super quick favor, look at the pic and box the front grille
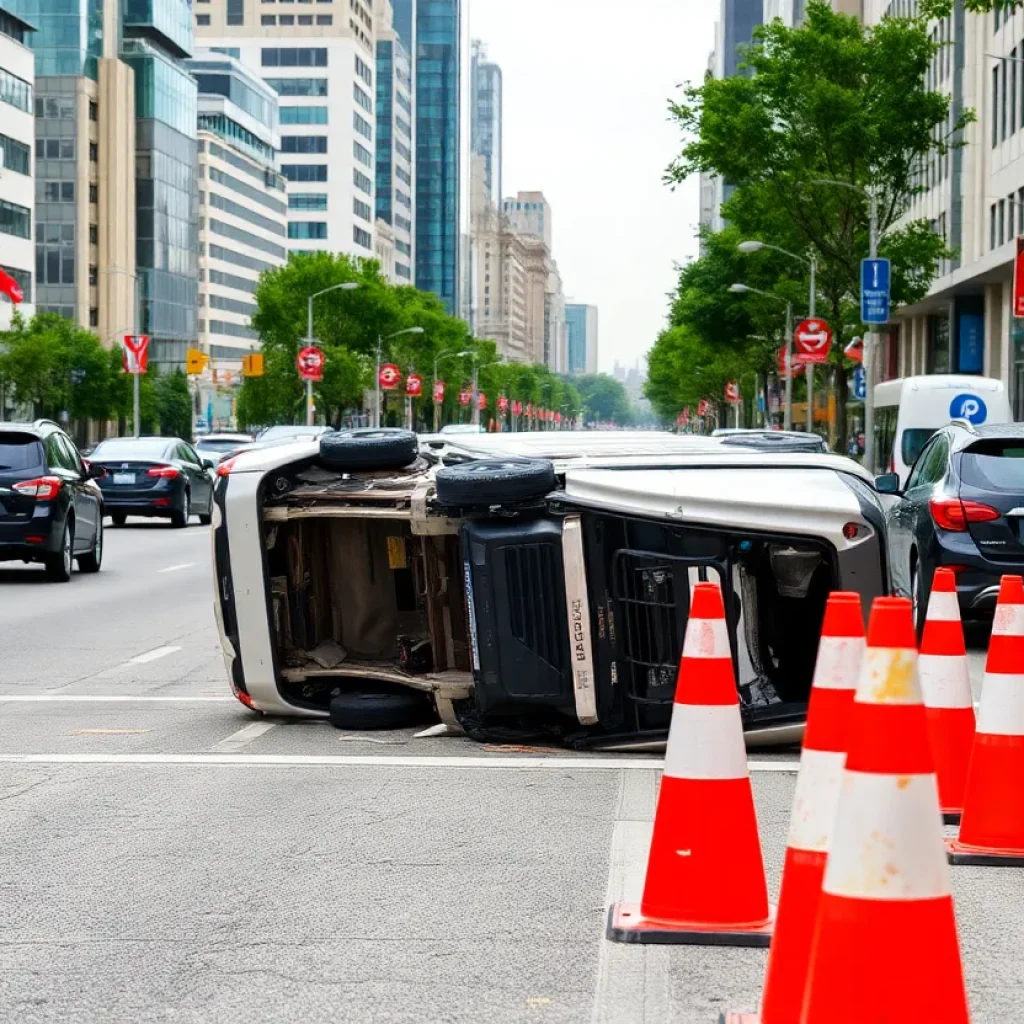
[504,542,564,670]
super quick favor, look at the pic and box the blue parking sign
[852,366,867,401]
[861,258,891,324]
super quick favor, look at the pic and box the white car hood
[563,465,867,548]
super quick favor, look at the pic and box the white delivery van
[872,375,1013,484]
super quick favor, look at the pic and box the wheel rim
[63,529,72,576]
[912,567,920,621]
[94,524,102,565]
[183,492,189,520]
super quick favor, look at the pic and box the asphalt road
[0,522,1019,1023]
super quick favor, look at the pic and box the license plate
[113,473,135,485]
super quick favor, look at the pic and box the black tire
[110,512,127,527]
[77,518,103,573]
[435,457,556,507]
[198,500,213,527]
[328,685,436,731]
[171,489,190,528]
[319,429,418,471]
[44,519,74,583]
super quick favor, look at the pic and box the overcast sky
[467,0,719,375]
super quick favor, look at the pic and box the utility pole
[863,193,879,471]
[784,302,794,431]
[806,254,816,434]
[470,359,480,427]
[306,295,316,427]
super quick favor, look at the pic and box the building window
[280,105,328,124]
[994,64,1001,147]
[353,169,372,194]
[353,141,372,167]
[288,221,328,240]
[197,13,210,25]
[261,14,275,24]
[281,135,328,153]
[89,307,99,327]
[0,199,30,240]
[279,14,293,23]
[354,82,372,113]
[353,111,372,140]
[89,184,98,204]
[282,163,328,182]
[316,14,332,23]
[227,0,244,24]
[0,134,30,175]
[0,67,32,114]
[1013,49,1019,133]
[265,78,328,96]
[355,55,372,86]
[89,265,97,286]
[289,193,328,210]
[89,224,98,244]
[353,226,372,249]
[1000,198,1007,245]
[298,14,313,23]
[89,142,98,162]
[353,198,371,222]
[262,47,328,67]
[88,100,97,121]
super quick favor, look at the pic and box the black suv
[0,420,105,581]
[881,421,1024,630]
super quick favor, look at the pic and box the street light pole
[807,253,816,434]
[865,192,879,471]
[305,281,360,427]
[470,357,480,427]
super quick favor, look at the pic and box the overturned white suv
[210,429,889,750]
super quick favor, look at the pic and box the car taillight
[216,457,237,477]
[146,465,180,478]
[13,476,62,501]
[929,498,1001,532]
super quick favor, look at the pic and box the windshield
[902,428,937,468]
[0,435,45,471]
[961,442,1024,492]
[196,438,248,453]
[91,438,174,461]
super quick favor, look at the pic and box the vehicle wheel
[44,519,74,583]
[110,512,127,527]
[171,490,190,528]
[198,510,212,526]
[328,685,436,731]
[319,429,418,471]
[911,557,927,638]
[435,457,556,507]
[77,518,103,573]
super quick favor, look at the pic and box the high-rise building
[392,0,461,314]
[503,192,552,250]
[195,0,379,263]
[0,4,35,331]
[545,263,567,373]
[10,0,198,367]
[565,303,598,376]
[374,0,414,284]
[188,51,286,371]
[470,39,501,207]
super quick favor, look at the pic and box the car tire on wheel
[44,519,74,583]
[911,558,928,639]
[328,685,436,731]
[198,500,213,526]
[171,490,190,528]
[435,457,556,507]
[110,512,127,527]
[319,429,419,471]
[78,518,103,573]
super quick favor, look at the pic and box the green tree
[572,374,634,425]
[154,369,193,438]
[666,2,968,438]
[921,0,1018,13]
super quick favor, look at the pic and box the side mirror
[202,457,216,470]
[84,460,106,480]
[875,473,901,495]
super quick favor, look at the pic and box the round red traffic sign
[459,389,472,406]
[724,381,740,403]
[379,363,401,390]
[296,345,325,381]
[433,380,445,403]
[778,347,806,377]
[406,373,423,397]
[497,395,509,413]
[793,318,832,363]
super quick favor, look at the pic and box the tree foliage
[921,0,1018,14]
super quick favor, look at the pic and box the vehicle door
[904,435,950,577]
[177,442,212,511]
[58,434,100,552]
[43,434,84,549]
[888,436,945,596]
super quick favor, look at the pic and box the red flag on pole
[0,267,24,304]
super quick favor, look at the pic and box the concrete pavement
[0,523,1020,1022]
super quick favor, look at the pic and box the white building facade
[195,0,377,261]
[0,4,35,331]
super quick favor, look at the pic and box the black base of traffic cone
[605,903,773,947]
[946,838,1024,866]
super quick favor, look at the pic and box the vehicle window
[58,435,84,475]
[196,438,244,453]
[902,427,938,470]
[909,436,948,489]
[873,405,898,475]
[45,435,74,472]
[960,442,1024,492]
[181,444,202,465]
[91,438,175,460]
[0,434,45,471]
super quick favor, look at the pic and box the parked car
[195,432,253,464]
[713,428,830,454]
[89,436,215,527]
[255,425,334,443]
[0,419,104,581]
[210,428,889,750]
[881,421,1024,631]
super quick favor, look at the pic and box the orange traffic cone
[606,581,773,946]
[949,574,1024,866]
[919,567,975,825]
[755,593,864,1023]
[801,597,969,1023]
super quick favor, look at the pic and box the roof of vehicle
[960,422,1024,439]
[429,430,727,459]
[875,375,1007,405]
[196,432,253,442]
[0,420,62,438]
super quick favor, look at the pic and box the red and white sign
[497,395,509,413]
[1016,237,1024,317]
[296,345,325,381]
[378,362,401,390]
[724,381,741,404]
[0,267,23,304]
[459,389,472,406]
[794,318,832,363]
[844,336,864,363]
[405,373,423,397]
[122,334,150,375]
[477,392,487,411]
[512,400,522,416]
[697,399,709,416]
[433,380,445,403]
[778,347,806,378]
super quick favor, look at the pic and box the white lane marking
[210,720,277,753]
[0,753,799,771]
[0,695,234,703]
[158,563,195,574]
[591,771,669,1023]
[129,646,182,664]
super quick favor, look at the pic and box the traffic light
[242,352,264,377]
[186,348,208,375]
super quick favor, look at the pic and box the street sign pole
[807,255,816,433]
[784,302,794,431]
[306,295,316,427]
[864,195,879,471]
